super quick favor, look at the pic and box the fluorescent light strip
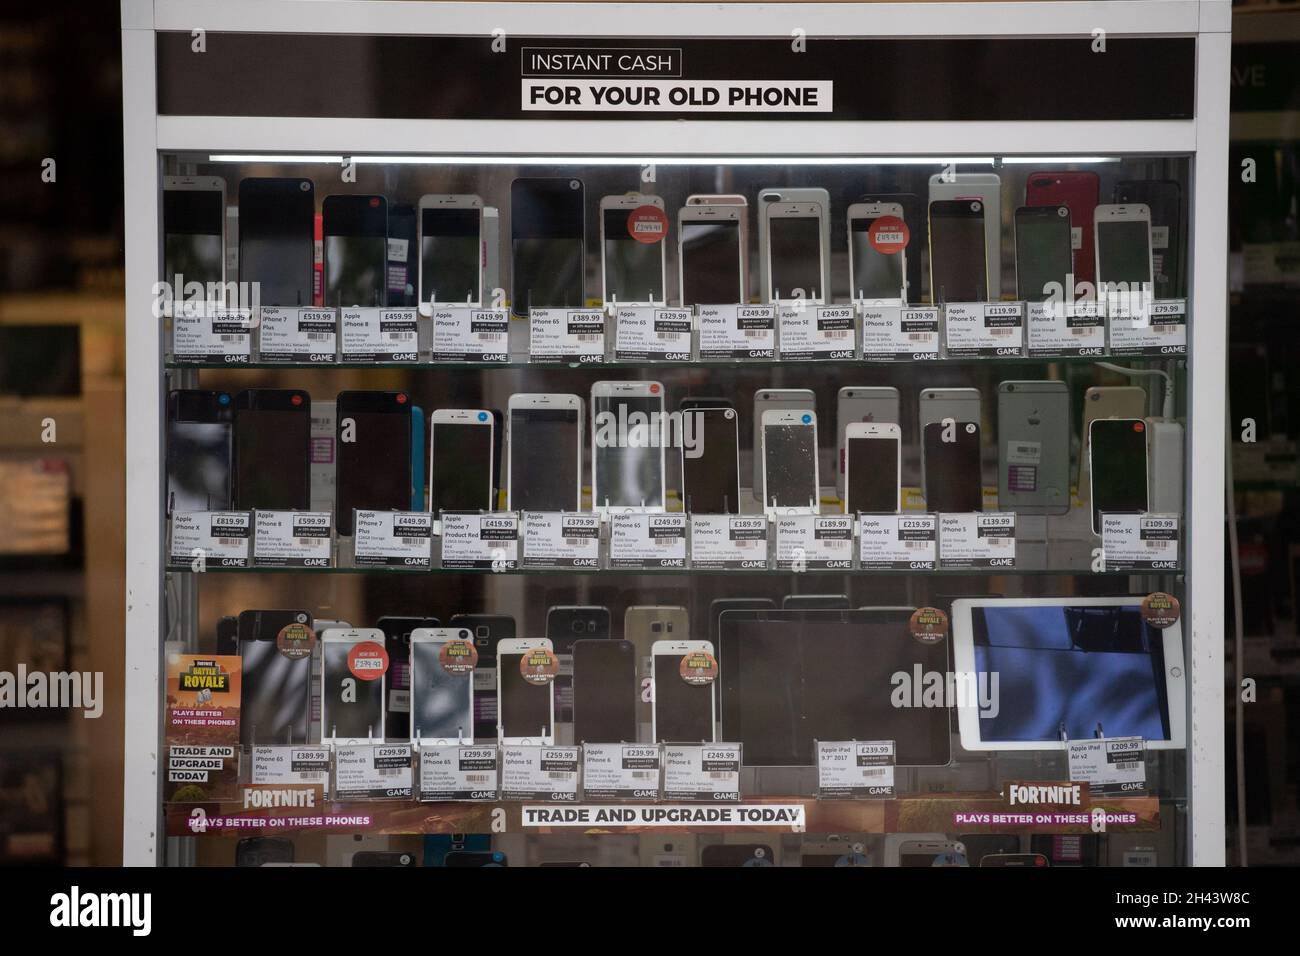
[207,153,997,166]
[1000,156,1121,164]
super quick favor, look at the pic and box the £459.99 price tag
[608,512,687,569]
[817,740,896,798]
[778,305,857,360]
[860,305,940,361]
[661,743,741,802]
[430,305,510,362]
[529,308,606,363]
[689,514,769,570]
[1066,737,1146,796]
[353,510,433,568]
[439,512,519,570]
[1100,513,1180,572]
[333,743,414,800]
[938,512,1016,569]
[168,511,251,569]
[339,307,419,362]
[697,304,775,359]
[521,511,601,569]
[857,513,936,570]
[253,511,333,568]
[614,306,692,361]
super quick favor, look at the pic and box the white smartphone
[1094,203,1154,296]
[847,201,907,306]
[753,387,815,500]
[892,837,968,868]
[429,409,494,515]
[837,386,900,497]
[600,193,667,305]
[844,422,901,514]
[590,380,666,512]
[762,197,829,304]
[162,175,227,295]
[1080,385,1148,496]
[497,637,555,745]
[506,393,583,512]
[761,408,820,511]
[678,198,748,307]
[409,627,475,743]
[758,188,832,305]
[417,193,484,309]
[651,639,716,743]
[928,172,1001,297]
[320,628,386,744]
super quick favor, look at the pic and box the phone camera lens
[970,201,981,213]
[299,181,310,191]
[1006,384,1015,392]
[476,626,489,638]
[572,620,583,634]
[460,629,470,640]
[568,180,580,190]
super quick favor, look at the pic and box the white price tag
[1099,513,1180,571]
[167,511,251,569]
[778,304,857,360]
[500,745,580,801]
[938,512,1016,570]
[582,744,661,800]
[1066,736,1147,796]
[1108,298,1186,356]
[696,304,775,359]
[171,306,251,364]
[521,511,601,569]
[353,510,433,568]
[438,512,518,570]
[943,302,1025,358]
[430,305,509,362]
[257,307,337,362]
[661,743,741,802]
[817,740,895,798]
[613,306,692,361]
[339,307,419,362]
[774,514,855,570]
[689,514,769,570]
[857,513,936,570]
[860,305,939,361]
[253,510,333,568]
[250,746,330,785]
[529,308,606,363]
[418,744,498,801]
[608,512,687,569]
[333,743,414,800]
[1025,298,1106,357]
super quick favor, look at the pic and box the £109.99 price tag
[1100,513,1180,572]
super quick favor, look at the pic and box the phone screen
[1090,419,1148,530]
[163,189,224,288]
[654,651,713,742]
[238,179,315,307]
[682,408,739,514]
[336,400,412,535]
[167,419,230,514]
[849,215,904,301]
[929,203,986,302]
[769,215,822,300]
[233,403,310,511]
[1015,209,1073,301]
[511,179,585,315]
[410,641,472,740]
[573,641,637,745]
[421,207,481,305]
[763,422,818,507]
[846,435,899,513]
[923,421,982,512]
[499,651,552,739]
[324,237,386,307]
[509,405,579,511]
[593,391,664,509]
[1097,220,1152,286]
[901,847,967,867]
[603,208,664,303]
[681,219,741,305]
[431,420,493,513]
[240,639,311,746]
[323,641,383,741]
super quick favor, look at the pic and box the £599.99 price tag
[613,306,692,361]
[253,511,333,568]
[430,305,509,362]
[696,304,775,359]
[817,740,896,798]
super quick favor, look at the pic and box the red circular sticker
[1141,592,1181,629]
[519,646,559,685]
[276,623,316,661]
[679,651,719,686]
[439,639,478,676]
[909,607,949,644]
[347,641,389,681]
[628,205,668,244]
[868,215,909,255]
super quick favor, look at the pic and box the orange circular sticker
[909,607,949,644]
[519,646,559,685]
[628,205,668,244]
[276,623,316,661]
[347,641,388,681]
[868,215,909,255]
[439,639,478,675]
[679,650,719,686]
[1141,592,1181,629]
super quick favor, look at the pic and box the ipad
[950,597,1185,751]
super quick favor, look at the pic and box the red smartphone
[1025,171,1099,286]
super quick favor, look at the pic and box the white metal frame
[121,0,1230,866]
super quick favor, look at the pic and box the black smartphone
[1115,180,1183,298]
[216,615,238,656]
[323,194,388,308]
[548,606,611,724]
[1014,205,1073,302]
[510,177,585,316]
[353,850,417,867]
[1088,418,1149,535]
[450,614,516,740]
[420,199,484,306]
[238,178,315,307]
[445,850,507,867]
[163,179,225,289]
[335,391,413,535]
[166,389,232,514]
[928,199,987,303]
[781,594,850,610]
[573,639,637,744]
[387,203,418,307]
[709,598,776,646]
[923,420,983,512]
[232,388,311,512]
[680,400,741,514]
[379,615,440,740]
[236,837,295,867]
[237,609,313,747]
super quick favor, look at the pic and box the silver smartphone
[600,193,667,305]
[996,381,1070,515]
[752,388,816,500]
[837,386,900,498]
[679,196,748,306]
[919,387,981,482]
[590,380,666,512]
[758,188,832,305]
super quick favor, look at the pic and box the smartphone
[1080,385,1148,494]
[858,192,922,303]
[352,851,417,867]
[591,380,666,512]
[497,638,555,744]
[752,388,815,501]
[781,594,850,610]
[928,199,988,303]
[238,178,315,307]
[680,402,740,514]
[652,639,716,743]
[929,172,1000,296]
[216,615,238,656]
[163,176,225,292]
[678,199,747,306]
[763,198,828,303]
[445,850,508,867]
[166,389,232,514]
[379,615,439,740]
[1095,203,1154,294]
[919,386,981,479]
[996,381,1070,515]
[335,391,413,535]
[762,409,819,510]
[847,201,906,305]
[232,388,311,512]
[1026,170,1099,284]
[923,420,983,512]
[450,613,514,740]
[708,598,775,647]
[981,853,1049,868]
[600,193,666,305]
[321,628,385,743]
[386,203,418,307]
[506,393,583,512]
[701,843,775,867]
[429,409,494,514]
[548,605,611,724]
[238,609,313,747]
[511,178,585,317]
[322,194,387,308]
[1088,418,1149,535]
[408,627,475,743]
[418,193,483,308]
[896,839,968,868]
[845,422,901,514]
[1014,205,1073,302]
[1115,180,1183,298]
[837,386,900,498]
[626,605,690,730]
[573,639,638,744]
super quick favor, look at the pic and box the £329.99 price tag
[614,306,692,361]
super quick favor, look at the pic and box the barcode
[656,536,677,547]
[907,332,931,341]
[990,327,1013,336]
[216,538,244,547]
[904,540,929,549]
[464,773,493,783]
[1071,326,1087,336]
[307,332,332,341]
[297,772,326,783]
[860,767,891,778]
[386,332,413,341]
[401,537,427,546]
[295,537,324,547]
[743,329,767,338]
[547,771,573,780]
[708,771,733,779]
[989,537,1009,547]
[822,330,850,339]
[564,538,588,547]
[631,771,656,779]
[476,333,505,342]
[219,334,242,342]
[575,334,601,342]
[734,539,754,548]
[656,331,682,340]
[377,767,402,777]
[1114,760,1140,770]
[1144,540,1170,549]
